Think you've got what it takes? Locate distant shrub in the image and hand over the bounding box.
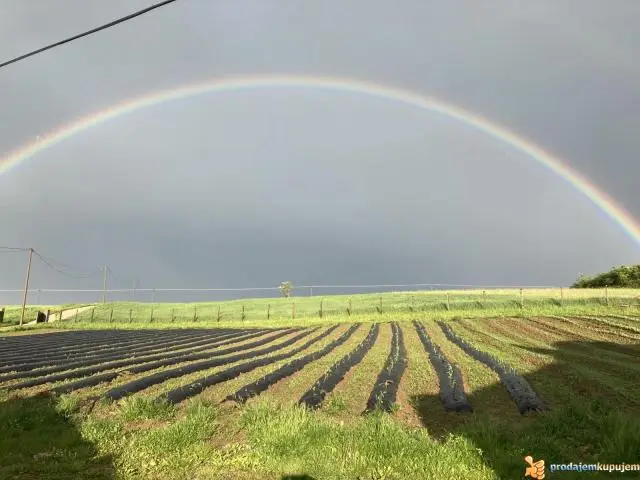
[572,265,640,288]
[279,281,294,298]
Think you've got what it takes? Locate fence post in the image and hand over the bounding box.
[75,309,79,322]
[0,308,4,323]
[241,305,246,322]
[150,308,154,323]
[605,285,609,306]
[171,308,175,322]
[109,306,114,323]
[377,296,383,314]
[193,306,198,322]
[46,309,51,323]
[129,308,133,323]
[560,287,564,307]
[347,298,352,316]
[319,299,323,318]
[90,308,94,322]
[446,292,450,311]
[520,288,524,310]
[292,301,296,319]
[217,305,221,322]
[267,304,271,320]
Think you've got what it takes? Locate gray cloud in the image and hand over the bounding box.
[1,0,638,300]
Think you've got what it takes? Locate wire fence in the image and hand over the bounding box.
[0,282,565,305]
[1,284,639,320]
[1,286,637,327]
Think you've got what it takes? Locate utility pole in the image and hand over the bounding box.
[19,248,34,326]
[102,265,108,304]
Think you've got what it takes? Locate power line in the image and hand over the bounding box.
[0,246,29,252]
[34,251,103,274]
[32,250,103,279]
[0,0,179,69]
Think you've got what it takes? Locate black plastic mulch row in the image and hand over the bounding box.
[364,322,407,414]
[0,330,262,384]
[436,321,546,414]
[161,325,347,404]
[413,321,472,412]
[298,323,379,409]
[0,330,252,375]
[0,329,203,366]
[102,328,320,401]
[0,328,250,367]
[49,329,305,396]
[227,324,360,404]
[124,328,303,375]
[4,329,275,391]
[0,329,227,359]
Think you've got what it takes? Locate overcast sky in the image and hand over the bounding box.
[0,0,639,302]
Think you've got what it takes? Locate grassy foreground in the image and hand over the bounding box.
[1,291,639,479]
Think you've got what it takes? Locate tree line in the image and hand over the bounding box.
[572,265,640,288]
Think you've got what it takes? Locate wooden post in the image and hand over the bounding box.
[605,285,609,306]
[109,306,114,323]
[217,305,221,322]
[378,296,383,314]
[241,305,246,322]
[46,309,51,323]
[90,308,95,322]
[150,307,154,323]
[171,308,175,322]
[0,307,4,323]
[446,292,450,311]
[19,248,34,327]
[319,299,323,318]
[347,298,352,316]
[267,304,271,320]
[292,301,296,319]
[483,290,487,302]
[101,265,108,304]
[75,309,79,322]
[520,288,524,309]
[129,308,133,323]
[560,287,564,307]
[193,306,198,322]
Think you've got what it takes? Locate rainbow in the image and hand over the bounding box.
[1,73,639,246]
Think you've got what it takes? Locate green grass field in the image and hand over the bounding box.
[2,287,639,330]
[1,289,639,479]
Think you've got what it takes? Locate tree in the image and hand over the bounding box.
[279,281,294,298]
[571,265,640,288]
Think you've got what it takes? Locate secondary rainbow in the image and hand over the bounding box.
[1,74,639,246]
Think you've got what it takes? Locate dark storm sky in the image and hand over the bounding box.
[0,0,639,300]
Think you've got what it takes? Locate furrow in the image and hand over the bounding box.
[227,324,360,404]
[102,328,322,400]
[413,321,472,412]
[298,323,379,409]
[437,320,546,414]
[160,326,346,404]
[364,322,407,414]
